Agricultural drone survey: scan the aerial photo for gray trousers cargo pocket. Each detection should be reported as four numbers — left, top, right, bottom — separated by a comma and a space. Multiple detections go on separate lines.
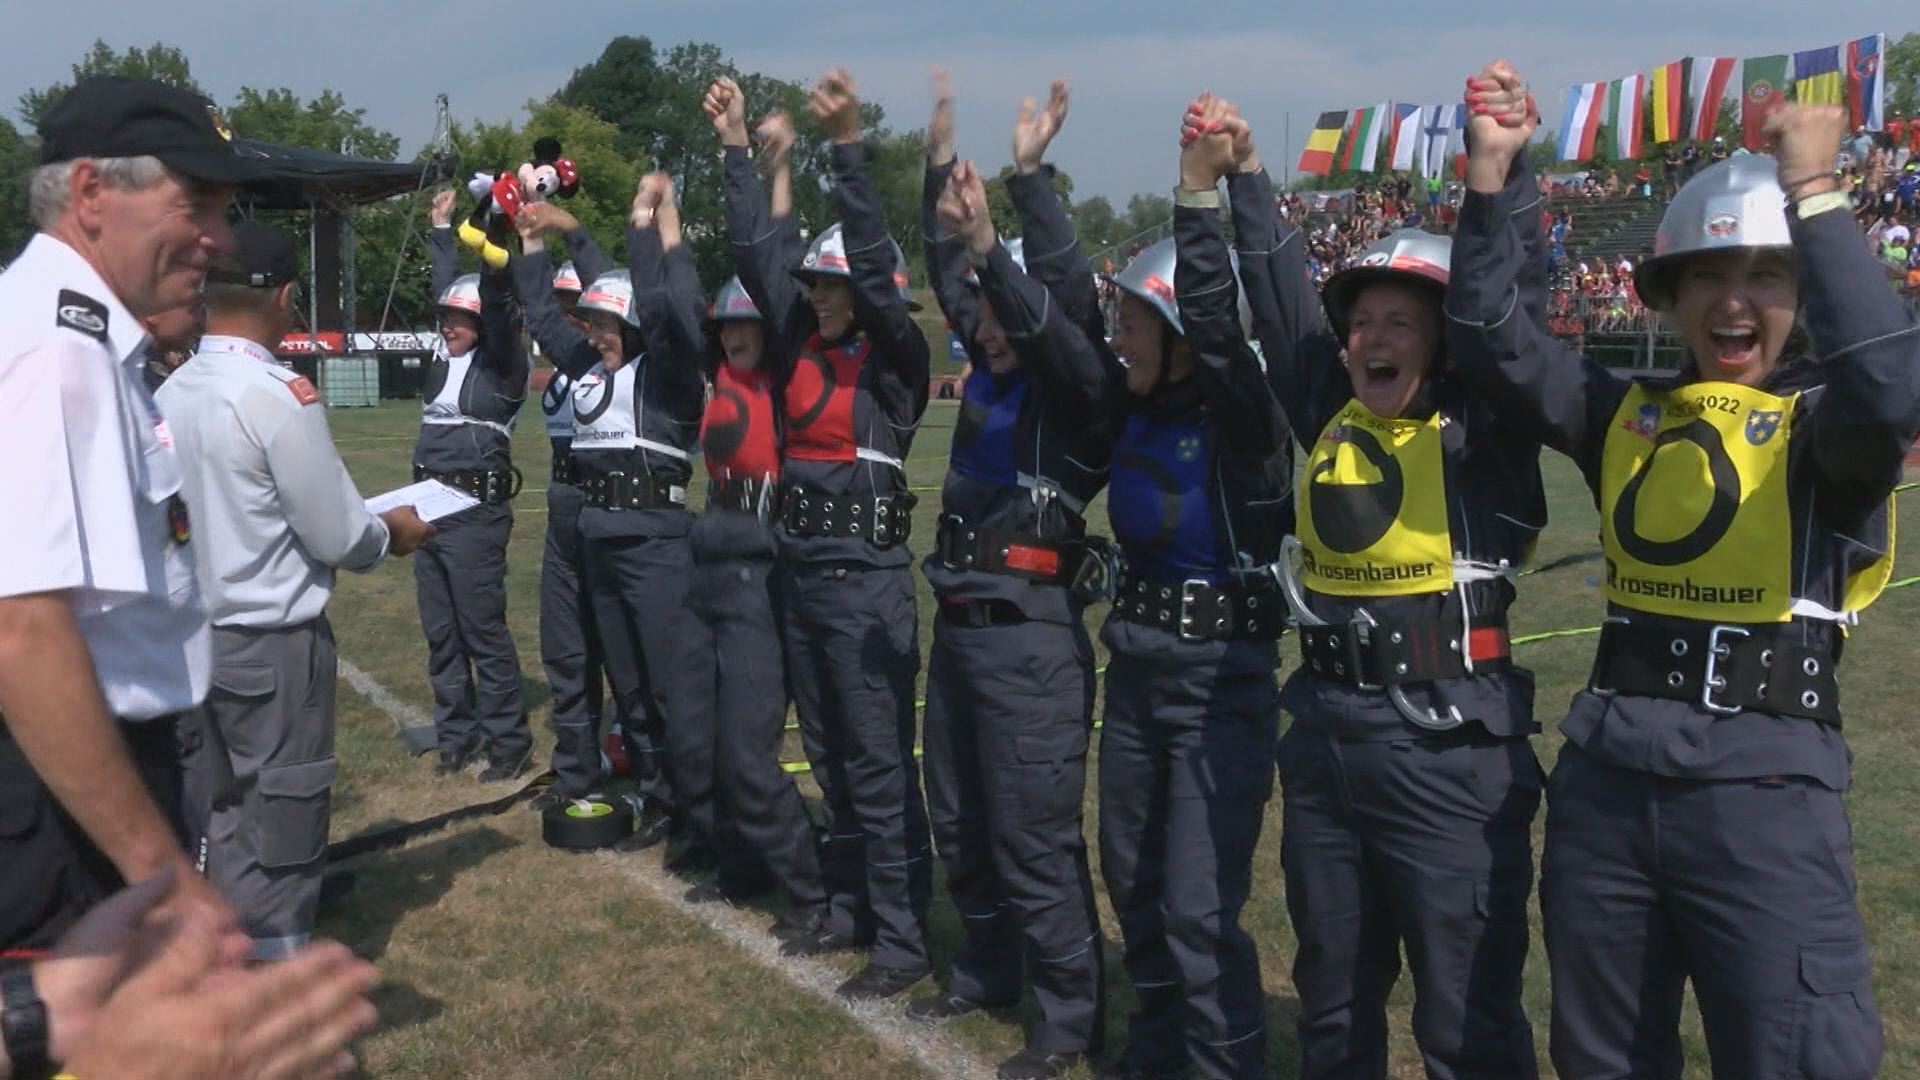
1794, 939, 1882, 1080
251, 757, 337, 870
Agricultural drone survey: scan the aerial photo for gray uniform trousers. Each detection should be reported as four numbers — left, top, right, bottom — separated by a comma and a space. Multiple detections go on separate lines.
1098, 626, 1279, 1080
585, 534, 692, 815
778, 560, 934, 971
413, 503, 529, 761
196, 617, 338, 958
540, 482, 610, 796
923, 614, 1105, 1055
1542, 743, 1882, 1080
678, 554, 826, 904
1277, 725, 1541, 1080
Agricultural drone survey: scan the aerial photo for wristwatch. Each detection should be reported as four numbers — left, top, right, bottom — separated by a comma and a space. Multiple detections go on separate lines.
0, 962, 53, 1080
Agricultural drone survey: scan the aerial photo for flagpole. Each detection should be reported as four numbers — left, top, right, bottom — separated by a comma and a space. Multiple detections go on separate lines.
1284, 111, 1292, 187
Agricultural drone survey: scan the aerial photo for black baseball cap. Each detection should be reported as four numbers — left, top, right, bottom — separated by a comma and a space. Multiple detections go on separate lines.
37, 76, 261, 185
205, 222, 297, 288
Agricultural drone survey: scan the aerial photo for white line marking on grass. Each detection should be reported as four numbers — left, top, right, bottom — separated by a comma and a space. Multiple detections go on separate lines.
336, 656, 996, 1080
605, 859, 997, 1080
338, 658, 432, 735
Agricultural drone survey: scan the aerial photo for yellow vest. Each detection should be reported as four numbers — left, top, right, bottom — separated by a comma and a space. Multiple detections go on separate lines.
1295, 401, 1454, 598
1599, 380, 1894, 623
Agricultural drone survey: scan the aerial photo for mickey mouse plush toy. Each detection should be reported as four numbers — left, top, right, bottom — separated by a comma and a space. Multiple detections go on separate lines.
458, 137, 580, 268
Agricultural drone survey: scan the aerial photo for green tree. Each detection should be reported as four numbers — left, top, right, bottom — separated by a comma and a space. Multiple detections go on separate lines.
1069, 194, 1120, 255
1887, 33, 1920, 118
0, 118, 33, 262
553, 36, 922, 291
228, 87, 400, 160
1120, 192, 1173, 240
18, 40, 204, 126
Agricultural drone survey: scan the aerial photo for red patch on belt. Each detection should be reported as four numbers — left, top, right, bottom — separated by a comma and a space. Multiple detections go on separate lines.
1468, 626, 1510, 661
287, 376, 319, 405
1003, 544, 1060, 576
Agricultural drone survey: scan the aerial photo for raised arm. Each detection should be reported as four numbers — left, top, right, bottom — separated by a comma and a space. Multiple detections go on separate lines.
708, 78, 808, 345
921, 72, 979, 347
628, 174, 712, 399
428, 189, 458, 302
512, 210, 596, 379
1199, 103, 1344, 439
1771, 106, 1920, 506
563, 222, 614, 286
812, 69, 930, 404
1174, 96, 1290, 458
1006, 79, 1101, 334
477, 258, 525, 383
947, 160, 1127, 418
1446, 63, 1624, 475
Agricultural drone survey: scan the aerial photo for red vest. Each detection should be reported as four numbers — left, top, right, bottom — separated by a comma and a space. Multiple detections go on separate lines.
702, 363, 779, 480
783, 334, 871, 463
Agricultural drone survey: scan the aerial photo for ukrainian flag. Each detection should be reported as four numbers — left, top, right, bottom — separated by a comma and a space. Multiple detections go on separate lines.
1794, 45, 1843, 107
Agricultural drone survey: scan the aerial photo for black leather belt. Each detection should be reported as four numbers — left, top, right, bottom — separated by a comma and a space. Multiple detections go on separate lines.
1299, 616, 1511, 688
582, 472, 688, 511
781, 485, 915, 548
934, 515, 1079, 584
707, 476, 782, 518
552, 449, 579, 487
1588, 618, 1841, 724
414, 465, 518, 505
938, 598, 1029, 627
1112, 569, 1285, 642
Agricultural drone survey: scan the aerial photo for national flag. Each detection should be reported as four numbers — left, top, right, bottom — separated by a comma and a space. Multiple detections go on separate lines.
1651, 59, 1686, 143
1741, 55, 1789, 150
1340, 103, 1387, 172
1558, 81, 1607, 163
1794, 45, 1843, 107
1847, 34, 1885, 130
1610, 74, 1646, 159
1387, 103, 1422, 171
1685, 57, 1737, 141
1447, 104, 1470, 181
1419, 103, 1459, 179
1297, 110, 1347, 176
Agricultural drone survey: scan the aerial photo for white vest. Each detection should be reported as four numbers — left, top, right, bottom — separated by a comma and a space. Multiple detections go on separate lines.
542, 371, 574, 438
422, 347, 513, 436
571, 358, 689, 461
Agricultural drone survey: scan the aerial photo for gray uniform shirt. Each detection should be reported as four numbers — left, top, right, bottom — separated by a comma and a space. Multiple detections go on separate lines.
157, 335, 387, 628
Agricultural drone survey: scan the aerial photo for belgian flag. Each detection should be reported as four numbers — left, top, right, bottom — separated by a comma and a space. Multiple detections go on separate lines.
1296, 111, 1348, 176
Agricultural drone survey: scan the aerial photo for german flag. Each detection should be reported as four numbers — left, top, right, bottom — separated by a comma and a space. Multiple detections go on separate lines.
1296, 111, 1348, 176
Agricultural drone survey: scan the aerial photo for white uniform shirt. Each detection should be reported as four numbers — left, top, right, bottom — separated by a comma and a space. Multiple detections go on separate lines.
0, 234, 210, 719
156, 335, 388, 628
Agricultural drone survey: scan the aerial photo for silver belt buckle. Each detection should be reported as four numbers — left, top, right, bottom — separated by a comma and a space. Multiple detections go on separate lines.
1178, 578, 1211, 642
1701, 624, 1751, 716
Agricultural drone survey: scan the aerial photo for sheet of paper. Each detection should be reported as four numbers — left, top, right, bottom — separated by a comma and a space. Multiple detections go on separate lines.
365, 479, 480, 523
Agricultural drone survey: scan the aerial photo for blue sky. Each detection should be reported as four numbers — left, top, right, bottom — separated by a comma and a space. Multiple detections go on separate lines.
0, 1, 1911, 201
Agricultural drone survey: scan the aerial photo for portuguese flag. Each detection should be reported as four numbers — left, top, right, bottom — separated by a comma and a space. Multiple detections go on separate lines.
1297, 111, 1348, 176
1742, 54, 1789, 151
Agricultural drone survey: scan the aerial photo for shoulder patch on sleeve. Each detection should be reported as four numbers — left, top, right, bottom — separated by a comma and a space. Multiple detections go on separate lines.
287, 376, 320, 406
55, 289, 109, 343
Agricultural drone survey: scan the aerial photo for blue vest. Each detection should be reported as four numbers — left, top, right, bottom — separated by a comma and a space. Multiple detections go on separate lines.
1109, 412, 1223, 583
949, 369, 1028, 488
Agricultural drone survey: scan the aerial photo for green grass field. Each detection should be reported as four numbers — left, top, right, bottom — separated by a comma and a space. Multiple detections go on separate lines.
318, 398, 1920, 1079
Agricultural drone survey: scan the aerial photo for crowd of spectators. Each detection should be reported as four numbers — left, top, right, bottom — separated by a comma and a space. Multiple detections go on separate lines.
1088, 124, 1920, 342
